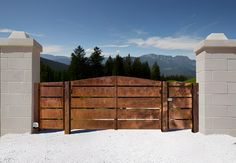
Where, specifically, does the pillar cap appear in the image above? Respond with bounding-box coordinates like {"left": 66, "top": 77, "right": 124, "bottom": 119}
{"left": 194, "top": 33, "right": 236, "bottom": 55}
{"left": 206, "top": 33, "right": 228, "bottom": 40}
{"left": 0, "top": 31, "right": 42, "bottom": 52}
{"left": 8, "top": 31, "right": 30, "bottom": 39}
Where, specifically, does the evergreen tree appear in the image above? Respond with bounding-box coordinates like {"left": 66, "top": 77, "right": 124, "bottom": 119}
{"left": 68, "top": 46, "right": 89, "bottom": 80}
{"left": 123, "top": 54, "right": 133, "bottom": 76}
{"left": 141, "top": 62, "right": 151, "bottom": 79}
{"left": 40, "top": 61, "right": 55, "bottom": 82}
{"left": 151, "top": 62, "right": 161, "bottom": 80}
{"left": 89, "top": 47, "right": 104, "bottom": 77}
{"left": 132, "top": 58, "right": 143, "bottom": 78}
{"left": 62, "top": 70, "right": 69, "bottom": 81}
{"left": 113, "top": 55, "right": 124, "bottom": 75}
{"left": 104, "top": 56, "right": 114, "bottom": 76}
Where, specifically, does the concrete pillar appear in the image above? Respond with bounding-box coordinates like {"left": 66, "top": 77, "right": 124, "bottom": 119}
{"left": 195, "top": 33, "right": 236, "bottom": 136}
{"left": 0, "top": 31, "right": 42, "bottom": 136}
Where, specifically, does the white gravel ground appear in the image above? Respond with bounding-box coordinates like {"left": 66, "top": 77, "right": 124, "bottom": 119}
{"left": 0, "top": 130, "right": 236, "bottom": 163}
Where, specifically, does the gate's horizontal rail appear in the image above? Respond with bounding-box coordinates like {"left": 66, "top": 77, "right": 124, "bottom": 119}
{"left": 169, "top": 120, "right": 192, "bottom": 129}
{"left": 40, "top": 98, "right": 64, "bottom": 108}
{"left": 117, "top": 98, "right": 161, "bottom": 108}
{"left": 71, "top": 98, "right": 115, "bottom": 108}
{"left": 118, "top": 120, "right": 160, "bottom": 129}
{"left": 169, "top": 87, "right": 192, "bottom": 97}
{"left": 71, "top": 109, "right": 116, "bottom": 119}
{"left": 169, "top": 108, "right": 192, "bottom": 119}
{"left": 71, "top": 120, "right": 114, "bottom": 129}
{"left": 118, "top": 109, "right": 160, "bottom": 119}
{"left": 169, "top": 98, "right": 192, "bottom": 109}
{"left": 40, "top": 120, "right": 63, "bottom": 129}
{"left": 40, "top": 87, "right": 63, "bottom": 97}
{"left": 40, "top": 109, "right": 63, "bottom": 119}
{"left": 72, "top": 87, "right": 115, "bottom": 97}
{"left": 117, "top": 87, "right": 161, "bottom": 97}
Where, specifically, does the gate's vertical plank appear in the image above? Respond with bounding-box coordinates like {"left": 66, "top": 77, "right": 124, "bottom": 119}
{"left": 161, "top": 81, "right": 168, "bottom": 132}
{"left": 192, "top": 83, "right": 199, "bottom": 133}
{"left": 63, "top": 82, "right": 65, "bottom": 130}
{"left": 115, "top": 76, "right": 118, "bottom": 130}
{"left": 64, "top": 82, "right": 71, "bottom": 134}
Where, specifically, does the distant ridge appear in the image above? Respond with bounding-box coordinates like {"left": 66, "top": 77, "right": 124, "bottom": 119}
{"left": 41, "top": 53, "right": 196, "bottom": 77}
{"left": 139, "top": 54, "right": 195, "bottom": 77}
{"left": 40, "top": 57, "right": 69, "bottom": 71}
{"left": 41, "top": 54, "right": 71, "bottom": 65}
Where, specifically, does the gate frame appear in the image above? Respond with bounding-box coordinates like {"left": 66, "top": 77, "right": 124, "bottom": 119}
{"left": 35, "top": 76, "right": 199, "bottom": 134}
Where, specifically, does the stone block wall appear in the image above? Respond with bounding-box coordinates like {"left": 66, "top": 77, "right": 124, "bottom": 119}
{"left": 195, "top": 33, "right": 236, "bottom": 136}
{"left": 0, "top": 32, "right": 42, "bottom": 136}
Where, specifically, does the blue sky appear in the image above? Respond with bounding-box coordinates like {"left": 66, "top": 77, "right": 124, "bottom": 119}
{"left": 0, "top": 0, "right": 236, "bottom": 59}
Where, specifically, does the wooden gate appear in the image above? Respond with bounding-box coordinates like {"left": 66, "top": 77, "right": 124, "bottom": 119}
{"left": 35, "top": 76, "right": 198, "bottom": 134}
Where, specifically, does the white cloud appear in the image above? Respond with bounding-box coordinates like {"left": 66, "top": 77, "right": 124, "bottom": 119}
{"left": 0, "top": 28, "right": 15, "bottom": 33}
{"left": 28, "top": 32, "right": 45, "bottom": 37}
{"left": 99, "top": 44, "right": 130, "bottom": 48}
{"left": 133, "top": 29, "right": 148, "bottom": 35}
{"left": 85, "top": 48, "right": 121, "bottom": 57}
{"left": 85, "top": 48, "right": 94, "bottom": 54}
{"left": 128, "top": 35, "right": 201, "bottom": 50}
{"left": 0, "top": 28, "right": 44, "bottom": 37}
{"left": 43, "top": 45, "right": 63, "bottom": 54}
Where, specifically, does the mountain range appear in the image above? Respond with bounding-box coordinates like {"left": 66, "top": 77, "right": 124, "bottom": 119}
{"left": 40, "top": 54, "right": 196, "bottom": 77}
{"left": 41, "top": 57, "right": 69, "bottom": 71}
{"left": 41, "top": 54, "right": 71, "bottom": 65}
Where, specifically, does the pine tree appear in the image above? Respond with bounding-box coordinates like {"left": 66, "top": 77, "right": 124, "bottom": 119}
{"left": 40, "top": 61, "right": 55, "bottom": 82}
{"left": 113, "top": 55, "right": 124, "bottom": 75}
{"left": 151, "top": 62, "right": 161, "bottom": 80}
{"left": 89, "top": 47, "right": 104, "bottom": 77}
{"left": 123, "top": 54, "right": 133, "bottom": 76}
{"left": 104, "top": 56, "right": 114, "bottom": 76}
{"left": 132, "top": 58, "right": 143, "bottom": 78}
{"left": 141, "top": 62, "right": 151, "bottom": 79}
{"left": 68, "top": 46, "right": 89, "bottom": 80}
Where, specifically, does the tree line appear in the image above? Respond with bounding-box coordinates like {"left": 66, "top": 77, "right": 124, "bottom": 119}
{"left": 41, "top": 46, "right": 188, "bottom": 82}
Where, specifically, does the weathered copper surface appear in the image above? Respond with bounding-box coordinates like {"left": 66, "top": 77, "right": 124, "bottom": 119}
{"left": 37, "top": 76, "right": 198, "bottom": 133}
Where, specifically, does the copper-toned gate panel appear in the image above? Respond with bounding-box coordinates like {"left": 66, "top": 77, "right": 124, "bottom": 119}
{"left": 71, "top": 109, "right": 116, "bottom": 119}
{"left": 37, "top": 76, "right": 198, "bottom": 132}
{"left": 118, "top": 109, "right": 160, "bottom": 119}
{"left": 117, "top": 76, "right": 161, "bottom": 86}
{"left": 71, "top": 76, "right": 116, "bottom": 86}
{"left": 71, "top": 120, "right": 114, "bottom": 129}
{"left": 117, "top": 87, "right": 161, "bottom": 97}
{"left": 118, "top": 98, "right": 161, "bottom": 108}
{"left": 71, "top": 98, "right": 116, "bottom": 108}
{"left": 71, "top": 87, "right": 115, "bottom": 97}
{"left": 118, "top": 120, "right": 160, "bottom": 129}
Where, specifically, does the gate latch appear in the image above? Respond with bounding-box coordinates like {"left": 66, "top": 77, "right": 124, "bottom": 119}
{"left": 167, "top": 98, "right": 173, "bottom": 102}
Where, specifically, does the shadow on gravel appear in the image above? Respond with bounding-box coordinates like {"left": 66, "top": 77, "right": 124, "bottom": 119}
{"left": 71, "top": 129, "right": 104, "bottom": 134}
{"left": 35, "top": 129, "right": 105, "bottom": 134}
{"left": 165, "top": 129, "right": 190, "bottom": 132}
{"left": 36, "top": 129, "right": 63, "bottom": 134}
